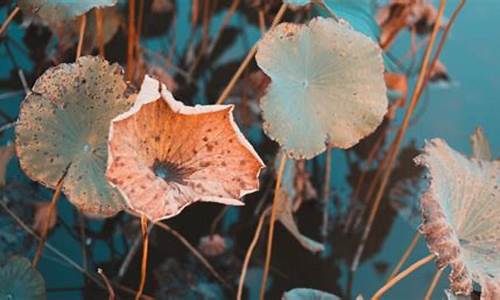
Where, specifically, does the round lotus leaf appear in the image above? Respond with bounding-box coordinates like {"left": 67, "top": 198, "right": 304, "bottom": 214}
{"left": 17, "top": 0, "right": 117, "bottom": 24}
{"left": 107, "top": 76, "right": 265, "bottom": 221}
{"left": 256, "top": 17, "right": 387, "bottom": 159}
{"left": 0, "top": 256, "right": 46, "bottom": 300}
{"left": 283, "top": 288, "right": 340, "bottom": 300}
{"left": 15, "top": 56, "right": 136, "bottom": 217}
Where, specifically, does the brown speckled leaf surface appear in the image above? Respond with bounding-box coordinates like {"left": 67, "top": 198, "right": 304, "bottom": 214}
{"left": 15, "top": 56, "right": 136, "bottom": 217}
{"left": 107, "top": 76, "right": 264, "bottom": 222}
{"left": 416, "top": 138, "right": 500, "bottom": 299}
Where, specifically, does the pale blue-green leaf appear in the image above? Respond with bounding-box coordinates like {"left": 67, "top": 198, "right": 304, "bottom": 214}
{"left": 444, "top": 289, "right": 472, "bottom": 300}
{"left": 283, "top": 0, "right": 311, "bottom": 6}
{"left": 256, "top": 17, "right": 387, "bottom": 159}
{"left": 416, "top": 139, "right": 500, "bottom": 297}
{"left": 0, "top": 256, "right": 46, "bottom": 300}
{"left": 283, "top": 288, "right": 340, "bottom": 300}
{"left": 18, "top": 0, "right": 117, "bottom": 24}
{"left": 15, "top": 56, "right": 135, "bottom": 218}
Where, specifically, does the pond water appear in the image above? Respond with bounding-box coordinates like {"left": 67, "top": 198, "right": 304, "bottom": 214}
{"left": 0, "top": 1, "right": 499, "bottom": 299}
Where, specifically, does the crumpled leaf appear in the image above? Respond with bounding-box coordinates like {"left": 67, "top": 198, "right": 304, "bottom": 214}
{"left": 0, "top": 256, "right": 46, "bottom": 300}
{"left": 32, "top": 202, "right": 57, "bottom": 236}
{"left": 0, "top": 144, "right": 15, "bottom": 187}
{"left": 256, "top": 17, "right": 387, "bottom": 159}
{"left": 276, "top": 183, "right": 324, "bottom": 253}
{"left": 416, "top": 138, "right": 500, "bottom": 299}
{"left": 377, "top": 0, "right": 445, "bottom": 50}
{"left": 429, "top": 60, "right": 450, "bottom": 83}
{"left": 15, "top": 56, "right": 136, "bottom": 217}
{"left": 107, "top": 76, "right": 265, "bottom": 221}
{"left": 283, "top": 288, "right": 340, "bottom": 300}
{"left": 470, "top": 127, "right": 492, "bottom": 161}
{"left": 274, "top": 154, "right": 322, "bottom": 253}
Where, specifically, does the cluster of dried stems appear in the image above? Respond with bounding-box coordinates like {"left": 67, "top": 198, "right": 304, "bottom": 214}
{"left": 0, "top": 0, "right": 468, "bottom": 299}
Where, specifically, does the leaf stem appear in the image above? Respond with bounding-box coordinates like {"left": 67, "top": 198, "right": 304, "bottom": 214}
{"left": 154, "top": 221, "right": 230, "bottom": 287}
{"left": 32, "top": 166, "right": 69, "bottom": 267}
{"left": 388, "top": 231, "right": 420, "bottom": 280}
{"left": 98, "top": 268, "right": 116, "bottom": 300}
{"left": 215, "top": 3, "right": 287, "bottom": 105}
{"left": 351, "top": 0, "right": 447, "bottom": 272}
{"left": 0, "top": 6, "right": 20, "bottom": 37}
{"left": 237, "top": 208, "right": 269, "bottom": 300}
{"left": 76, "top": 14, "right": 87, "bottom": 60}
{"left": 95, "top": 9, "right": 105, "bottom": 57}
{"left": 424, "top": 267, "right": 444, "bottom": 300}
{"left": 135, "top": 215, "right": 149, "bottom": 300}
{"left": 372, "top": 254, "right": 436, "bottom": 299}
{"left": 127, "top": 0, "right": 136, "bottom": 81}
{"left": 259, "top": 154, "right": 287, "bottom": 300}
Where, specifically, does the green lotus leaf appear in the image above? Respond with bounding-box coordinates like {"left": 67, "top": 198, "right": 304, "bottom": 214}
{"left": 17, "top": 0, "right": 117, "bottom": 24}
{"left": 0, "top": 256, "right": 46, "bottom": 300}
{"left": 15, "top": 56, "right": 136, "bottom": 217}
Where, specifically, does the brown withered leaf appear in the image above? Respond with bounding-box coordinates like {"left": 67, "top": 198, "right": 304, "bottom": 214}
{"left": 385, "top": 72, "right": 408, "bottom": 120}
{"left": 429, "top": 60, "right": 450, "bottom": 82}
{"left": 107, "top": 76, "right": 264, "bottom": 221}
{"left": 377, "top": 0, "right": 445, "bottom": 50}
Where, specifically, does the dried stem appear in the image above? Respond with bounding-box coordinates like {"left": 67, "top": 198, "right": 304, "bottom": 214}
{"left": 207, "top": 0, "right": 240, "bottom": 56}
{"left": 424, "top": 267, "right": 444, "bottom": 300}
{"left": 17, "top": 69, "right": 29, "bottom": 94}
{"left": 154, "top": 221, "right": 230, "bottom": 287}
{"left": 349, "top": 126, "right": 387, "bottom": 210}
{"left": 209, "top": 206, "right": 229, "bottom": 236}
{"left": 135, "top": 215, "right": 149, "bottom": 300}
{"left": 118, "top": 223, "right": 154, "bottom": 279}
{"left": 76, "top": 14, "right": 87, "bottom": 60}
{"left": 321, "top": 148, "right": 332, "bottom": 239}
{"left": 372, "top": 254, "right": 436, "bottom": 299}
{"left": 0, "top": 199, "right": 154, "bottom": 299}
{"left": 0, "top": 6, "right": 20, "bottom": 37}
{"left": 0, "top": 121, "right": 16, "bottom": 133}
{"left": 420, "top": 0, "right": 466, "bottom": 93}
{"left": 259, "top": 154, "right": 287, "bottom": 300}
{"left": 136, "top": 0, "right": 144, "bottom": 54}
{"left": 95, "top": 8, "right": 105, "bottom": 57}
{"left": 257, "top": 0, "right": 266, "bottom": 34}
{"left": 237, "top": 208, "right": 269, "bottom": 300}
{"left": 127, "top": 0, "right": 136, "bottom": 81}
{"left": 215, "top": 3, "right": 287, "bottom": 105}
{"left": 351, "top": 0, "right": 447, "bottom": 272}
{"left": 388, "top": 231, "right": 420, "bottom": 280}
{"left": 98, "top": 268, "right": 116, "bottom": 300}
{"left": 77, "top": 212, "right": 88, "bottom": 271}
{"left": 33, "top": 168, "right": 69, "bottom": 267}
